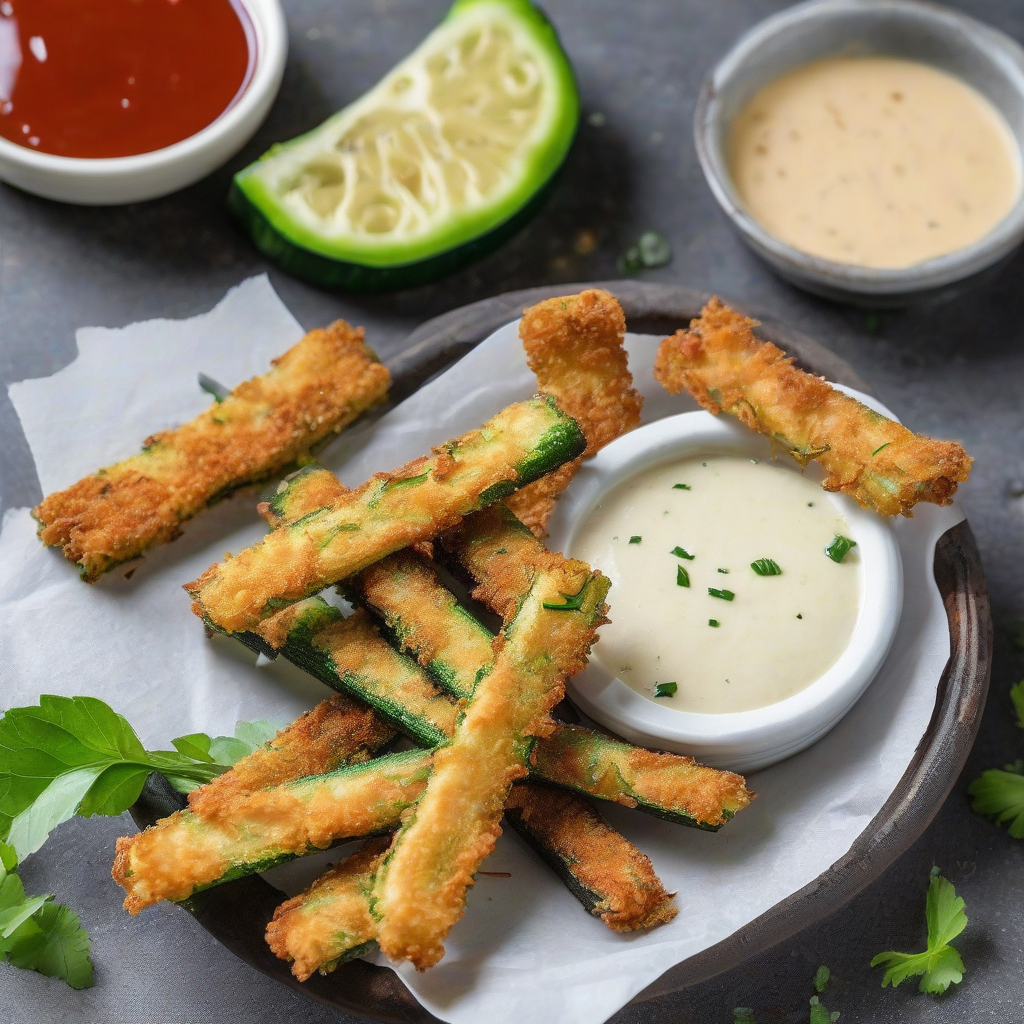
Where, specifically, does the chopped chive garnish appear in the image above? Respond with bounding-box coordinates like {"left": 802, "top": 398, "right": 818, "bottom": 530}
{"left": 717, "top": 568, "right": 729, "bottom": 574}
{"left": 871, "top": 442, "right": 891, "bottom": 456}
{"left": 825, "top": 535, "right": 857, "bottom": 563}
{"left": 629, "top": 535, "right": 642, "bottom": 544}
{"left": 672, "top": 483, "right": 691, "bottom": 490}
{"left": 676, "top": 565, "right": 690, "bottom": 588}
{"left": 708, "top": 587, "right": 734, "bottom": 601}
{"left": 751, "top": 558, "right": 782, "bottom": 576}
{"left": 708, "top": 618, "right": 720, "bottom": 628}
{"left": 670, "top": 546, "right": 694, "bottom": 560}
{"left": 653, "top": 681, "right": 677, "bottom": 698}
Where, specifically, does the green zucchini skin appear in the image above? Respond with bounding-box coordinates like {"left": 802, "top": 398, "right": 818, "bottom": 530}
{"left": 227, "top": 175, "right": 560, "bottom": 294}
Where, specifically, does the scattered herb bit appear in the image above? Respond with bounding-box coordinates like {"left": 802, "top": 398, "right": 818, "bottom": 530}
{"left": 702, "top": 461, "right": 708, "bottom": 467}
{"left": 870, "top": 870, "right": 967, "bottom": 994}
{"left": 629, "top": 535, "right": 642, "bottom": 545}
{"left": 672, "top": 483, "right": 691, "bottom": 490}
{"left": 808, "top": 995, "right": 840, "bottom": 1024}
{"left": 618, "top": 230, "right": 673, "bottom": 273}
{"left": 653, "top": 682, "right": 678, "bottom": 698}
{"left": 968, "top": 682, "right": 1024, "bottom": 834}
{"left": 542, "top": 581, "right": 590, "bottom": 612}
{"left": 797, "top": 613, "right": 803, "bottom": 619}
{"left": 197, "top": 372, "right": 229, "bottom": 403}
{"left": 872, "top": 442, "right": 892, "bottom": 457}
{"left": 0, "top": 696, "right": 280, "bottom": 860}
{"left": 676, "top": 565, "right": 690, "bottom": 588}
{"left": 825, "top": 535, "right": 857, "bottom": 563}
{"left": 383, "top": 470, "right": 430, "bottom": 490}
{"left": 808, "top": 502, "right": 815, "bottom": 507}
{"left": 751, "top": 558, "right": 782, "bottom": 577}
{"left": 708, "top": 619, "right": 720, "bottom": 628}
{"left": 717, "top": 567, "right": 729, "bottom": 574}
{"left": 708, "top": 587, "right": 735, "bottom": 601}
{"left": 670, "top": 546, "right": 694, "bottom": 560}
{"left": 1011, "top": 679, "right": 1024, "bottom": 728}
{"left": 0, "top": 842, "right": 93, "bottom": 988}
{"left": 813, "top": 965, "right": 830, "bottom": 993}
{"left": 733, "top": 1009, "right": 756, "bottom": 1024}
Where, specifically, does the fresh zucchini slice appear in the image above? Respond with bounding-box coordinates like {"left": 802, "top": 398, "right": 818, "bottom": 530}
{"left": 230, "top": 0, "right": 579, "bottom": 291}
{"left": 186, "top": 395, "right": 586, "bottom": 634}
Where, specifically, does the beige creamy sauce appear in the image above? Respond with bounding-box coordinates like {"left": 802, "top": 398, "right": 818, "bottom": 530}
{"left": 728, "top": 57, "right": 1021, "bottom": 268}
{"left": 572, "top": 456, "right": 860, "bottom": 713}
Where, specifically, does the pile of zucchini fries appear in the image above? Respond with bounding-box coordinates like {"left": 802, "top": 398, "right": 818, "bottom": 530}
{"left": 114, "top": 290, "right": 753, "bottom": 978}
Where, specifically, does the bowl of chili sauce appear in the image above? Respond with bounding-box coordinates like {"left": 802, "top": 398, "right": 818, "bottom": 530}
{"left": 0, "top": 0, "right": 286, "bottom": 204}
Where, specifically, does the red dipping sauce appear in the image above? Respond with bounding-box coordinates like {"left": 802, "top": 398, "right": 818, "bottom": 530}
{"left": 0, "top": 0, "right": 255, "bottom": 159}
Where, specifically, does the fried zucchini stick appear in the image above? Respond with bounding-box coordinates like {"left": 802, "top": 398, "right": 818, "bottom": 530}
{"left": 186, "top": 396, "right": 586, "bottom": 633}
{"left": 263, "top": 468, "right": 751, "bottom": 829}
{"left": 268, "top": 781, "right": 678, "bottom": 981}
{"left": 653, "top": 298, "right": 972, "bottom": 516}
{"left": 373, "top": 559, "right": 610, "bottom": 969}
{"left": 507, "top": 289, "right": 643, "bottom": 535}
{"left": 34, "top": 320, "right": 390, "bottom": 580}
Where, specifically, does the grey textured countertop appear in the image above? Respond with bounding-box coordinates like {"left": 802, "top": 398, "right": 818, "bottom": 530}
{"left": 2, "top": 1, "right": 1023, "bottom": 1022}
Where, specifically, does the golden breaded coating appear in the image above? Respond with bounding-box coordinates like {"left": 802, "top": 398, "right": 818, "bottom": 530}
{"left": 654, "top": 298, "right": 972, "bottom": 517}
{"left": 34, "top": 321, "right": 390, "bottom": 580}
{"left": 185, "top": 397, "right": 585, "bottom": 634}
{"left": 187, "top": 694, "right": 395, "bottom": 820}
{"left": 266, "top": 838, "right": 388, "bottom": 981}
{"left": 504, "top": 783, "right": 676, "bottom": 932}
{"left": 373, "top": 560, "right": 609, "bottom": 970}
{"left": 507, "top": 289, "right": 643, "bottom": 535}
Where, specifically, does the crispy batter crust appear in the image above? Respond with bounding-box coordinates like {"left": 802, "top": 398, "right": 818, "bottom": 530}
{"left": 186, "top": 397, "right": 585, "bottom": 634}
{"left": 34, "top": 321, "right": 389, "bottom": 580}
{"left": 504, "top": 783, "right": 676, "bottom": 932}
{"left": 374, "top": 560, "right": 609, "bottom": 970}
{"left": 113, "top": 749, "right": 431, "bottom": 914}
{"left": 187, "top": 694, "right": 395, "bottom": 820}
{"left": 507, "top": 289, "right": 643, "bottom": 535}
{"left": 531, "top": 724, "right": 751, "bottom": 828}
{"left": 267, "top": 837, "right": 389, "bottom": 981}
{"left": 654, "top": 298, "right": 972, "bottom": 517}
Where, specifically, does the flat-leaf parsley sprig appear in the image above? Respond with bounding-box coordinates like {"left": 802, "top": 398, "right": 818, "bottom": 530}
{"left": 870, "top": 869, "right": 967, "bottom": 994}
{"left": 968, "top": 679, "right": 1024, "bottom": 837}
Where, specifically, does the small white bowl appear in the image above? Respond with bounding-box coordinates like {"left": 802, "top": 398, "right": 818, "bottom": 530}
{"left": 0, "top": 0, "right": 287, "bottom": 205}
{"left": 548, "top": 397, "right": 903, "bottom": 774}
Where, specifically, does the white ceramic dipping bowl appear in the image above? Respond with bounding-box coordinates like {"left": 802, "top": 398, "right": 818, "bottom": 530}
{"left": 0, "top": 0, "right": 287, "bottom": 205}
{"left": 547, "top": 398, "right": 903, "bottom": 774}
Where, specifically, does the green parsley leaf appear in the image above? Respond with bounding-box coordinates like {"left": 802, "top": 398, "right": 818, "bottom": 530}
{"left": 808, "top": 995, "right": 840, "bottom": 1024}
{"left": 708, "top": 619, "right": 720, "bottom": 628}
{"left": 670, "top": 546, "right": 694, "bottom": 559}
{"left": 751, "top": 558, "right": 782, "bottom": 576}
{"left": 629, "top": 535, "right": 642, "bottom": 545}
{"left": 676, "top": 565, "right": 690, "bottom": 588}
{"left": 968, "top": 768, "right": 1024, "bottom": 836}
{"left": 825, "top": 536, "right": 857, "bottom": 563}
{"left": 708, "top": 587, "right": 735, "bottom": 601}
{"left": 672, "top": 483, "right": 691, "bottom": 490}
{"left": 813, "top": 965, "right": 830, "bottom": 993}
{"left": 870, "top": 872, "right": 967, "bottom": 994}
{"left": 0, "top": 696, "right": 279, "bottom": 859}
{"left": 653, "top": 682, "right": 677, "bottom": 698}
{"left": 1010, "top": 680, "right": 1024, "bottom": 730}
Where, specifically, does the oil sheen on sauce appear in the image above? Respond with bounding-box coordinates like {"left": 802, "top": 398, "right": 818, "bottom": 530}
{"left": 728, "top": 57, "right": 1021, "bottom": 269}
{"left": 571, "top": 456, "right": 860, "bottom": 714}
{"left": 0, "top": 0, "right": 255, "bottom": 158}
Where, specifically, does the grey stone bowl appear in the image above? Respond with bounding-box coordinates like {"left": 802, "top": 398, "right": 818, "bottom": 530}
{"left": 694, "top": 0, "right": 1024, "bottom": 305}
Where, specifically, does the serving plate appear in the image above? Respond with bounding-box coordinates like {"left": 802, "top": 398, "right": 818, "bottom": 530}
{"left": 131, "top": 280, "right": 991, "bottom": 1023}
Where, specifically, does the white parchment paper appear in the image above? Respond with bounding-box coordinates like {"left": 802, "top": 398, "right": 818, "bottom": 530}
{"left": 0, "top": 277, "right": 962, "bottom": 1024}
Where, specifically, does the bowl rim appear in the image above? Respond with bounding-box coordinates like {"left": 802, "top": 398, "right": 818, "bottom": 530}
{"left": 0, "top": 0, "right": 286, "bottom": 175}
{"left": 693, "top": 0, "right": 1024, "bottom": 296}
{"left": 547, "top": 397, "right": 904, "bottom": 772}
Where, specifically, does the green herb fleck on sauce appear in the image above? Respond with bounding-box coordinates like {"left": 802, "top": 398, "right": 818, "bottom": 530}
{"left": 751, "top": 558, "right": 782, "bottom": 576}
{"left": 629, "top": 535, "right": 642, "bottom": 545}
{"left": 672, "top": 483, "right": 691, "bottom": 490}
{"left": 670, "top": 546, "right": 694, "bottom": 560}
{"left": 717, "top": 568, "right": 729, "bottom": 574}
{"left": 825, "top": 535, "right": 857, "bottom": 563}
{"left": 708, "top": 587, "right": 735, "bottom": 601}
{"left": 653, "top": 681, "right": 678, "bottom": 698}
{"left": 676, "top": 565, "right": 690, "bottom": 588}
{"left": 708, "top": 619, "right": 720, "bottom": 628}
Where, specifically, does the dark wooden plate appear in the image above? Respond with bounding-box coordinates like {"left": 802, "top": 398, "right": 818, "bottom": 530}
{"left": 131, "top": 281, "right": 991, "bottom": 1023}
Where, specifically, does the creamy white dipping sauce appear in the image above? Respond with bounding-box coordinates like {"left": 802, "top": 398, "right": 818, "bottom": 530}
{"left": 571, "top": 455, "right": 860, "bottom": 713}
{"left": 728, "top": 57, "right": 1022, "bottom": 269}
